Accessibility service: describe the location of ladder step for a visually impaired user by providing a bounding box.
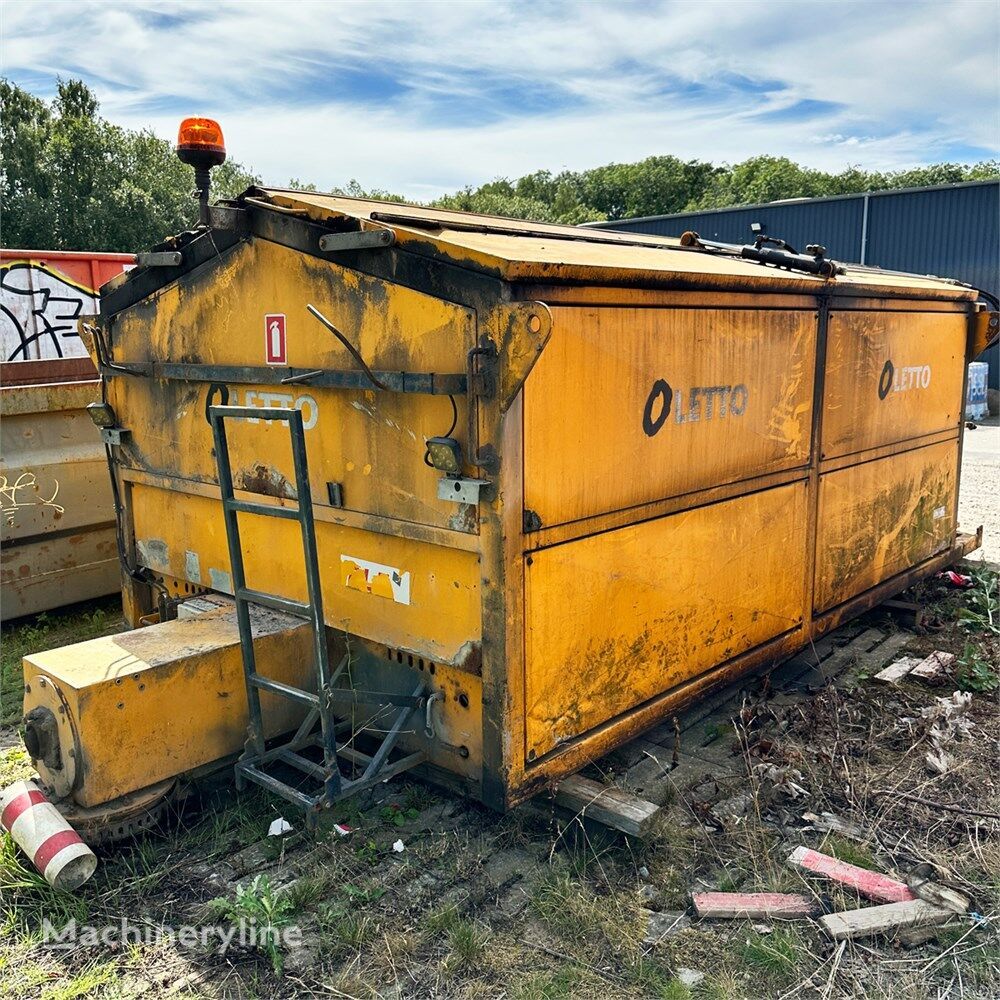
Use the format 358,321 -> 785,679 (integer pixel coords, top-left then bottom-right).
225,497 -> 300,520
249,675 -> 319,706
278,750 -> 332,782
236,762 -> 317,810
237,587 -> 311,617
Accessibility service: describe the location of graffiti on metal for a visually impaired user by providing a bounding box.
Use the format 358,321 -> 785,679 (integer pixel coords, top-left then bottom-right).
1,471 -> 65,526
0,261 -> 96,362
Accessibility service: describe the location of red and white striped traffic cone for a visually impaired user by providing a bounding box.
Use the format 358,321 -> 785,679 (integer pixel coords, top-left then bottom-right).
1,780 -> 97,890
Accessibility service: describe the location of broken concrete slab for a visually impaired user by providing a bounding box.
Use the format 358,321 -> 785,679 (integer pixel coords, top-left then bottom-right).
484,848 -> 538,889
642,909 -> 692,945
910,651 -> 955,681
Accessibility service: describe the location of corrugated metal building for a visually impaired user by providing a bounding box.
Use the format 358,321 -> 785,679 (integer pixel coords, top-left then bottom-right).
591,179 -> 999,303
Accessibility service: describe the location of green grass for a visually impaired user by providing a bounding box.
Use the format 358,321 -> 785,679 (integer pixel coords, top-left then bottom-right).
741,928 -> 805,983
424,903 -> 462,935
207,875 -> 296,976
954,566 -> 999,635
0,832 -> 90,934
819,832 -> 877,870
956,641 -> 999,692
0,745 -> 33,786
444,917 -> 489,965
1,597 -> 124,726
511,968 -> 584,1000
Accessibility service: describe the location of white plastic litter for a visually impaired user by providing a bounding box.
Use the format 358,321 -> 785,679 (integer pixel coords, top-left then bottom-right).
268,817 -> 293,837
392,839 -> 405,853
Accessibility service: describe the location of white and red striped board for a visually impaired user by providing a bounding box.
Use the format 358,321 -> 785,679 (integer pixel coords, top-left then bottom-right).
0,780 -> 97,890
788,846 -> 915,903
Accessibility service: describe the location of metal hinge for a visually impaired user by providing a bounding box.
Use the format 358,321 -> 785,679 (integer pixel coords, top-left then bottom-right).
318,230 -> 395,252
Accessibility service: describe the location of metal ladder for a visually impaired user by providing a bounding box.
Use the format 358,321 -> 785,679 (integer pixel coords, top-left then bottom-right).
209,404 -> 427,826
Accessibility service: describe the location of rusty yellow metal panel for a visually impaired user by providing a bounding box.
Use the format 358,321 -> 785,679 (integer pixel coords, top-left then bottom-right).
822,310 -> 966,458
111,377 -> 473,533
113,239 -> 473,373
814,439 -> 958,612
524,308 -> 816,526
1,379 -> 118,616
129,483 -> 481,666
109,239 -> 474,532
24,606 -> 314,806
524,482 -> 808,760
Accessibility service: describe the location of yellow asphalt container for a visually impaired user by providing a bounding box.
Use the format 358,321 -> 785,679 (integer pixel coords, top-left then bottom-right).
22,190 -> 986,814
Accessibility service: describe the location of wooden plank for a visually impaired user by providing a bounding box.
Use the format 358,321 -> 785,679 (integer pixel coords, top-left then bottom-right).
692,892 -> 817,919
788,846 -> 915,903
880,598 -> 926,629
874,656 -> 921,684
554,774 -> 660,838
819,900 -> 954,941
910,651 -> 955,681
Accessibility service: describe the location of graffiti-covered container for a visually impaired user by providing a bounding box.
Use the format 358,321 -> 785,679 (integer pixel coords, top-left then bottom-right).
1,249 -> 135,616
1,249 -> 135,364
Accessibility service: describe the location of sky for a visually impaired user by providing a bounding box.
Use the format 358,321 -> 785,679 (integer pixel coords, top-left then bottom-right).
2,0 -> 998,199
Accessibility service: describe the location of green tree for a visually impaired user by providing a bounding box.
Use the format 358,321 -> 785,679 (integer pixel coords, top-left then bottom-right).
5,76 -> 997,244
1,78 -> 259,252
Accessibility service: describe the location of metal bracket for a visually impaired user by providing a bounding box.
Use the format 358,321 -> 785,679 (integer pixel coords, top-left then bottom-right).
136,251 -> 183,267
319,230 -> 395,252
467,342 -> 498,399
100,427 -> 130,445
438,476 -> 491,505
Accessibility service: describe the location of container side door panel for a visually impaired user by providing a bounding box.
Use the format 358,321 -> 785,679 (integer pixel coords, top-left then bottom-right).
524,483 -> 808,760
822,310 -> 965,458
523,307 -> 816,527
814,439 -> 958,612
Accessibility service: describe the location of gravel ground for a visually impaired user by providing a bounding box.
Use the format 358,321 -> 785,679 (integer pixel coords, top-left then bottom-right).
959,413 -> 1000,563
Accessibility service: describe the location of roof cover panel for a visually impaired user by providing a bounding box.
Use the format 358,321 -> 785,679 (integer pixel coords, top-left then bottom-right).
254,188 -> 975,299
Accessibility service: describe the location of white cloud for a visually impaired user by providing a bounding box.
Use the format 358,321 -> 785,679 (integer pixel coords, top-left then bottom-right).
3,0 -> 997,198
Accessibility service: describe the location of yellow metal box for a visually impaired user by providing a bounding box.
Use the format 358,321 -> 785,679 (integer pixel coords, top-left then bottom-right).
23,190 -> 983,813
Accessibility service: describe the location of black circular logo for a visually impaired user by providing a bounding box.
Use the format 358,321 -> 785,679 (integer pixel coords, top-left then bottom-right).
642,379 -> 673,437
878,360 -> 894,400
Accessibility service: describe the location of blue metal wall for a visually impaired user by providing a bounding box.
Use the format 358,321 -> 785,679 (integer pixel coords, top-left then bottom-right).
594,180 -> 999,302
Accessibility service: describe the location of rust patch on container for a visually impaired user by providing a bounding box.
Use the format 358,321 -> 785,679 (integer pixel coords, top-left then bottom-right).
237,464 -> 297,500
